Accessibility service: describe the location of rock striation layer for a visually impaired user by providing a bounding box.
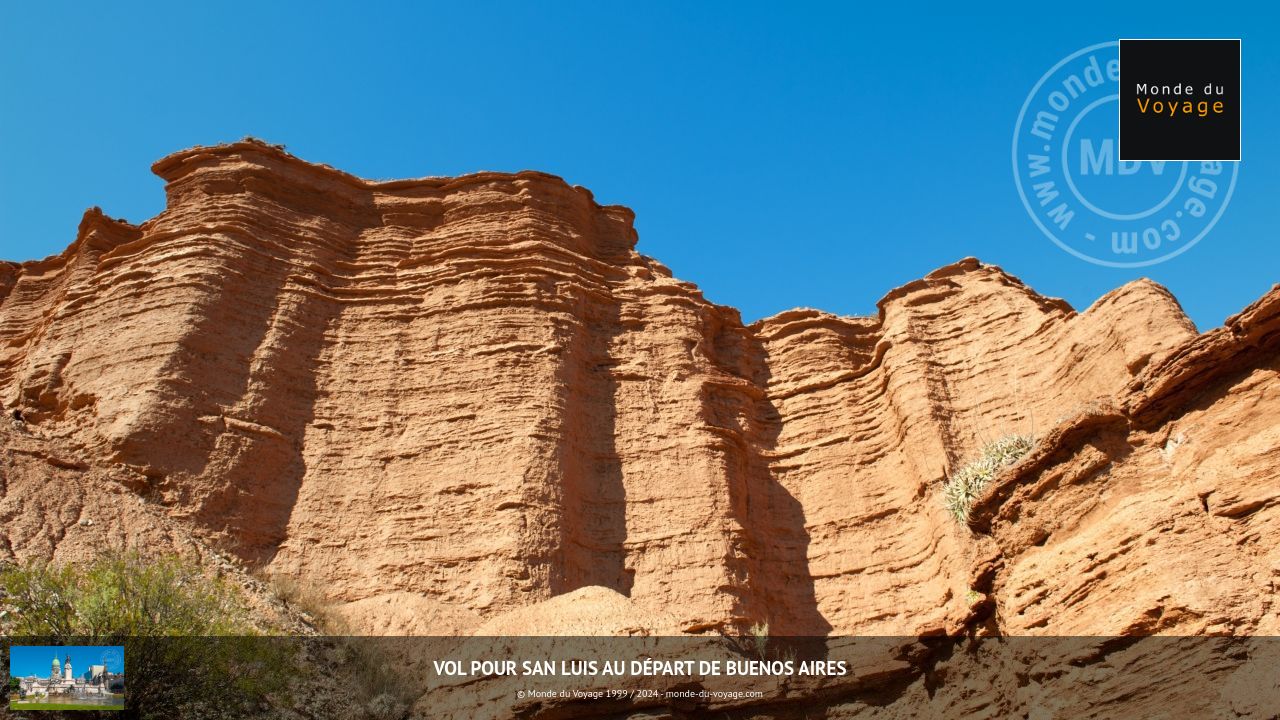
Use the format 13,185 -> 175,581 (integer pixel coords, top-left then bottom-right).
1,140 -> 1276,647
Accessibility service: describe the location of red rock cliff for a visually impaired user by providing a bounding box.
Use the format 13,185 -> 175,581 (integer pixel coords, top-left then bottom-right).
1,140 -> 1276,640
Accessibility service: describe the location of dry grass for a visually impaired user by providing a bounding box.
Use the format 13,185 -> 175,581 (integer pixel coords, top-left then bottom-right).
748,621 -> 770,658
260,572 -> 339,631
943,434 -> 1035,523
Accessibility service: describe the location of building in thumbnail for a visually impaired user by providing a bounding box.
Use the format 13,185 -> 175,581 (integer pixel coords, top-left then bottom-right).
15,652 -> 120,699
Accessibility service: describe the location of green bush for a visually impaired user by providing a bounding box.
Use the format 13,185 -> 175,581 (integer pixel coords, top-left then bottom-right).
2,551 -> 250,637
943,434 -> 1035,523
1,550 -> 296,719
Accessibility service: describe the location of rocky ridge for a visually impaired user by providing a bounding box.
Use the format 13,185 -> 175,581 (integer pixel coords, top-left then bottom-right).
0,140 -> 1276,648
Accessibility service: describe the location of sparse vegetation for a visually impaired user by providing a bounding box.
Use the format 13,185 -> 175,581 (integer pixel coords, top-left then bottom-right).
1,552 -> 424,718
320,638 -> 418,720
1161,431 -> 1187,462
0,550 -> 295,719
0,550 -> 251,637
365,691 -> 410,720
260,571 -> 338,631
943,434 -> 1035,524
748,621 -> 770,658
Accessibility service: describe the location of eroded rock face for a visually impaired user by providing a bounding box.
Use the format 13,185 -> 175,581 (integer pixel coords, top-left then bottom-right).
0,140 -> 1275,644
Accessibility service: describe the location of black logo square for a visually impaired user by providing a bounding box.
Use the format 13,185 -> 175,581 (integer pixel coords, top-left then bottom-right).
1119,39 -> 1240,161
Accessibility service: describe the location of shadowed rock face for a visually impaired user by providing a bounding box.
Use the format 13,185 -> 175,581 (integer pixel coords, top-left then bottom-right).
0,140 -> 1276,642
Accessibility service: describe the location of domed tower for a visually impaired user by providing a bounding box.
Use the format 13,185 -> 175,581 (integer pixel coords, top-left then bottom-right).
64,655 -> 73,681
52,654 -> 62,681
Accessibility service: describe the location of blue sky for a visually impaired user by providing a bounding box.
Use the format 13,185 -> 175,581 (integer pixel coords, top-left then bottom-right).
1,2 -> 1275,330
9,645 -> 124,678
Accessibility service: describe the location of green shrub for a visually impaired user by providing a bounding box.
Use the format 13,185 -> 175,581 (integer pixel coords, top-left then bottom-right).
1,551 -> 251,638
943,434 -> 1035,523
0,550 -> 296,719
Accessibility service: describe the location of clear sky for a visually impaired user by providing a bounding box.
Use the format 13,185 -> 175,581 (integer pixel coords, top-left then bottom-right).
1,2 -> 1275,330
9,645 -> 124,678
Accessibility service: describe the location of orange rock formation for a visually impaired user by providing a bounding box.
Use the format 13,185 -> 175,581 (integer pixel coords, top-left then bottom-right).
1,140 -> 1276,643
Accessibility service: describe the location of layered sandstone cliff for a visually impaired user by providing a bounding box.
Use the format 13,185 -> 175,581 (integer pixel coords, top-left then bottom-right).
1,140 -> 1276,648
